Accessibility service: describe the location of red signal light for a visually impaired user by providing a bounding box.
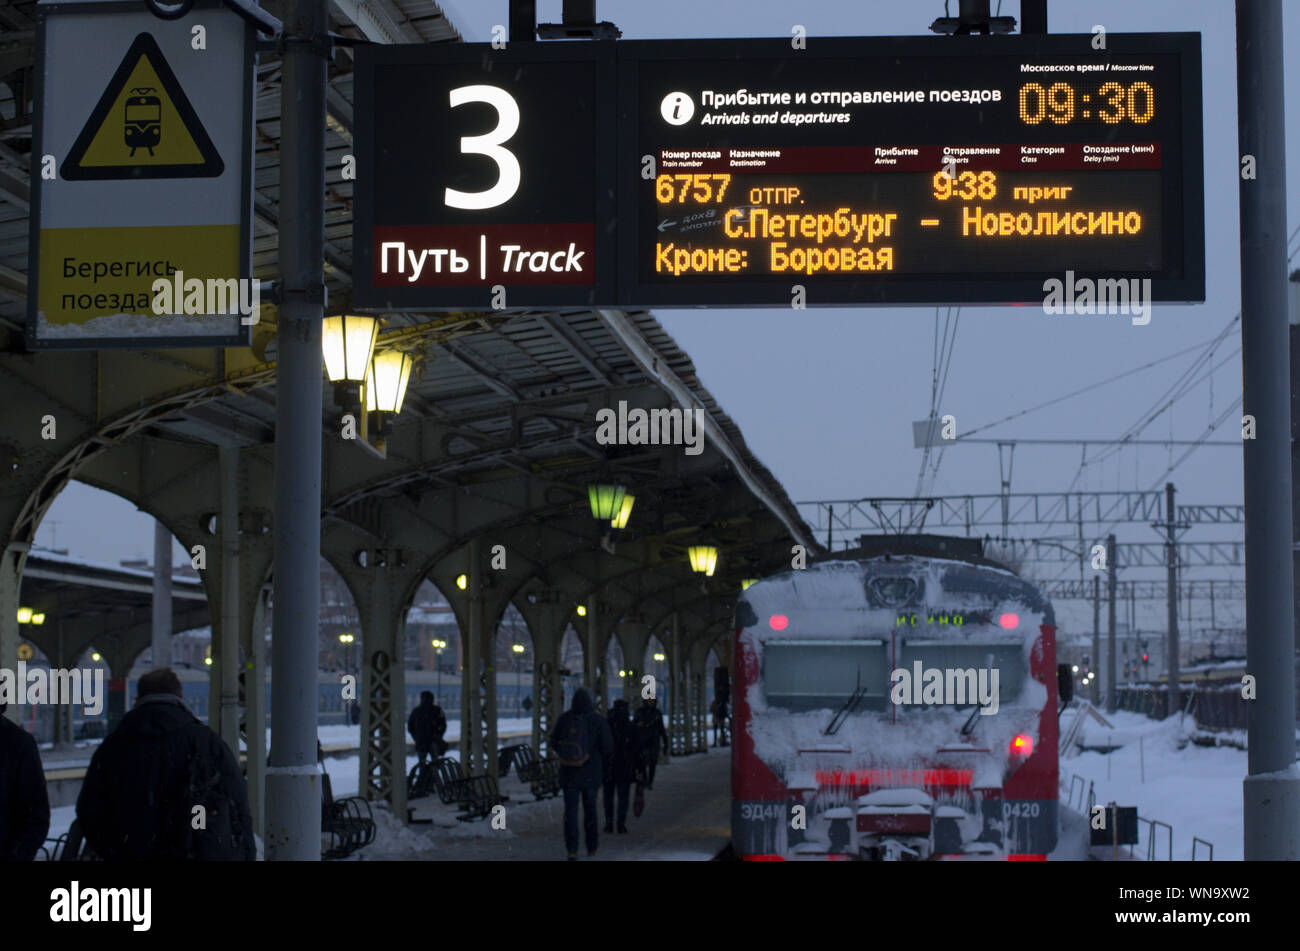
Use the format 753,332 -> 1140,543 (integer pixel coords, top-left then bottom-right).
769,614 -> 788,631
1010,734 -> 1033,756
998,613 -> 1019,629
1142,654 -> 1148,662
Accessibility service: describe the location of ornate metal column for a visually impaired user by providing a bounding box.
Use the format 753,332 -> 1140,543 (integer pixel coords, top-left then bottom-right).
670,613 -> 687,754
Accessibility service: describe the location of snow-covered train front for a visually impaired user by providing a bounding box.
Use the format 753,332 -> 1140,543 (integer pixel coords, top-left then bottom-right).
732,545 -> 1058,860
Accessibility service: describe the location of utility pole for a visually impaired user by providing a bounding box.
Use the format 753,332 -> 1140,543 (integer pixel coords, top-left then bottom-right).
1290,268 -> 1300,683
1237,0 -> 1299,861
266,0 -> 327,861
1164,483 -> 1180,717
1091,575 -> 1101,705
1106,533 -> 1117,714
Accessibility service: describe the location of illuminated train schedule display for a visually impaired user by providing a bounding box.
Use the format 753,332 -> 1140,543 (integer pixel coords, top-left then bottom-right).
617,34 -> 1203,306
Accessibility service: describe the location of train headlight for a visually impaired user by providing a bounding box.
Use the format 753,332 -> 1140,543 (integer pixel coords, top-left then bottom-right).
1010,734 -> 1033,757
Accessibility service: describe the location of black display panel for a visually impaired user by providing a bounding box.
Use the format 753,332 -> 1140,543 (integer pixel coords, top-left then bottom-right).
353,42 -> 617,310
616,33 -> 1204,306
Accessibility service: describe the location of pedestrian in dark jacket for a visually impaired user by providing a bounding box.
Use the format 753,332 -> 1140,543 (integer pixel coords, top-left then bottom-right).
407,691 -> 447,764
0,702 -> 50,861
635,697 -> 669,789
76,668 -> 255,861
549,687 -> 613,859
602,699 -> 641,834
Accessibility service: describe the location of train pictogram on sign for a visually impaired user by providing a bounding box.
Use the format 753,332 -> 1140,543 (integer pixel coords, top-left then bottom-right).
62,32 -> 222,180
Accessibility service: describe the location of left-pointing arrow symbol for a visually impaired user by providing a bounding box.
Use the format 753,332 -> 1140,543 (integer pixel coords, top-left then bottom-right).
658,219 -> 677,232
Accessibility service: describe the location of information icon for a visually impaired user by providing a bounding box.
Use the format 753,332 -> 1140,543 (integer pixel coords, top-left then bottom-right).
660,91 -> 694,125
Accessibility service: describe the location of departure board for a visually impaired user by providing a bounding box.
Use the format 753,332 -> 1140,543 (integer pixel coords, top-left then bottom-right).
617,34 -> 1203,306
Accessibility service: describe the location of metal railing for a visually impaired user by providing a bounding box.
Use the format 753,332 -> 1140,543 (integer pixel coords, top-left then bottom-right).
1141,818 -> 1173,862
1058,767 -> 1212,861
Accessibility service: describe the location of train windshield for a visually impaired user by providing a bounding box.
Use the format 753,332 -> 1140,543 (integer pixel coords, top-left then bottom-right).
761,636 -> 1027,713
125,104 -> 160,122
763,639 -> 890,712
897,639 -> 1025,708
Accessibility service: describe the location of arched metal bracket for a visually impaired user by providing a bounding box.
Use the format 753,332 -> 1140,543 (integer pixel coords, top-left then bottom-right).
143,0 -> 283,37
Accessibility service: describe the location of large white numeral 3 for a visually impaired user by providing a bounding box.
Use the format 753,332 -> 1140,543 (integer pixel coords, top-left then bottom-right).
444,85 -> 521,210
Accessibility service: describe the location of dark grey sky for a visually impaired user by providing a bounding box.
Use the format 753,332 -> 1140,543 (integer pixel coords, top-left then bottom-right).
41,1 -> 1299,639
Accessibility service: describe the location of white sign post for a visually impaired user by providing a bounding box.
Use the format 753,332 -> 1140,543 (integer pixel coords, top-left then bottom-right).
28,0 -> 254,349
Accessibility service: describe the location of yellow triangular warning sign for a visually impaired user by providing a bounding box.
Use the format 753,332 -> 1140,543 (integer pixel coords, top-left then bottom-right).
63,32 -> 222,180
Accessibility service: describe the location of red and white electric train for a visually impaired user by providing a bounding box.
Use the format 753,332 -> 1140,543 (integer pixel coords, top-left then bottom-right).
732,536 -> 1061,860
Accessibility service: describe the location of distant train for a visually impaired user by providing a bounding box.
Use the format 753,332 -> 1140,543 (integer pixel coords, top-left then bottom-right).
30,667 -> 658,744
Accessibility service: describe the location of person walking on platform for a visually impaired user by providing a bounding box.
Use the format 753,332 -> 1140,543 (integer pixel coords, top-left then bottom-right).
550,687 -> 613,860
602,699 -> 641,834
0,700 -> 51,861
408,691 -> 447,764
713,667 -> 731,747
76,668 -> 255,861
635,697 -> 669,789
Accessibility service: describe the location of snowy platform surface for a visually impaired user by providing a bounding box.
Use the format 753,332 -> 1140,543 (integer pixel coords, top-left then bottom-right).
44,743 -> 731,861
355,746 -> 732,861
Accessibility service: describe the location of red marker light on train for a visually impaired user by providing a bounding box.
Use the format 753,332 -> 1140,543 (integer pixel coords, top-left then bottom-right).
1010,734 -> 1033,756
998,613 -> 1019,629
769,614 -> 788,631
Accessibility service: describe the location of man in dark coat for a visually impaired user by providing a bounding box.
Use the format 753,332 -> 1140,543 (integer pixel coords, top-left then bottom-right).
407,691 -> 447,764
602,699 -> 641,834
635,697 -> 669,789
77,668 -> 255,861
0,702 -> 50,861
549,687 -> 613,860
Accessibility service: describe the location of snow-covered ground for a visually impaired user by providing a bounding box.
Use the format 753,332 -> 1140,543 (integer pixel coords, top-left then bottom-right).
45,745 -> 731,862
312,718 -> 532,751
38,718 -> 534,770
42,719 -> 533,847
1059,708 -> 1284,861
43,709 -> 1287,862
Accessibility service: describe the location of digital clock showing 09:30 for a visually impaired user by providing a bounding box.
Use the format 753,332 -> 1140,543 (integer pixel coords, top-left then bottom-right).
1018,80 -> 1155,124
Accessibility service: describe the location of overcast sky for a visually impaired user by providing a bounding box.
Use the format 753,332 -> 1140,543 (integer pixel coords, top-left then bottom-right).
39,1 -> 1299,640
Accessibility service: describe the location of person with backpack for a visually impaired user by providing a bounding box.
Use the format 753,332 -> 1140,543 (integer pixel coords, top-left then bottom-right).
549,687 -> 613,860
76,668 -> 255,861
602,699 -> 641,834
635,697 -> 669,789
407,691 -> 447,764
0,700 -> 50,861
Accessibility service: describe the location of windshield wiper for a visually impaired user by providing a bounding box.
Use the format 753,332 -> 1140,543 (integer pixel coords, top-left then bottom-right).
959,704 -> 982,736
824,668 -> 867,736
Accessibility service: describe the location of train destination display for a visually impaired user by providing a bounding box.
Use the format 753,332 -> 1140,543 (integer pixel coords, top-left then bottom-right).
619,34 -> 1203,306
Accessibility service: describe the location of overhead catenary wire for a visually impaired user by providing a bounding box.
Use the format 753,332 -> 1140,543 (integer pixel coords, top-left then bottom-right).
960,326 -> 1240,441
915,306 -> 960,498
975,311 -> 1244,576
